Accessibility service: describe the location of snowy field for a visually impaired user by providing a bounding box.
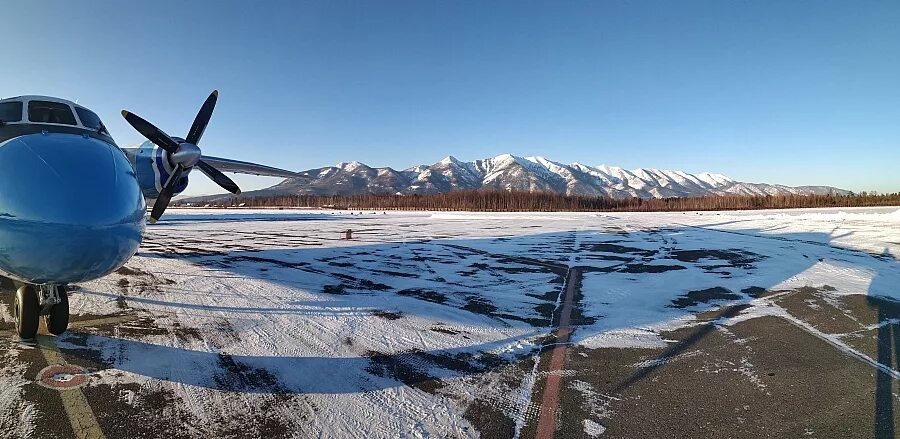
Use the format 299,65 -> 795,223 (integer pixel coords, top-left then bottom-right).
1,207 -> 899,438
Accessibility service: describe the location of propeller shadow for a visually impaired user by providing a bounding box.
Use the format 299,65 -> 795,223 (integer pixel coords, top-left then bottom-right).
53,219 -> 900,436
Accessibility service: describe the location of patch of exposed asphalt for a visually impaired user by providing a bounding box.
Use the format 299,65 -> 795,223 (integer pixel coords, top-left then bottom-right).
329,274 -> 392,291
171,322 -> 204,344
532,302 -> 558,323
741,286 -> 772,298
98,316 -> 169,338
526,289 -> 560,302
57,332 -> 114,371
20,374 -> 75,438
430,326 -> 459,335
848,293 -> 900,326
6,338 -> 75,439
214,353 -> 283,392
822,294 -> 900,364
208,318 -> 242,347
115,265 -> 147,277
579,254 -> 634,262
440,244 -> 569,276
396,288 -> 448,304
460,354 -> 538,438
110,265 -> 178,311
322,284 -> 347,295
669,287 -> 742,309
464,399 -> 516,438
586,243 -> 657,257
493,260 -> 558,275
220,255 -> 310,270
365,350 -> 443,393
372,310 -> 403,320
463,296 -> 498,315
670,249 -> 763,268
211,394 -> 299,439
694,303 -> 753,321
461,293 -> 554,327
775,286 -> 863,334
371,269 -> 419,278
553,315 -> 896,438
83,383 -> 197,439
566,271 -> 597,327
365,349 -> 512,395
619,263 -> 687,274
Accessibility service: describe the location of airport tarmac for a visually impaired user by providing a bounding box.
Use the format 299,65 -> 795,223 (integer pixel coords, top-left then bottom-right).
0,208 -> 898,438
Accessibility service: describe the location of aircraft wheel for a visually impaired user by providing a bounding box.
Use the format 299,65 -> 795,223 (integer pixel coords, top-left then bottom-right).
14,285 -> 39,339
44,287 -> 69,336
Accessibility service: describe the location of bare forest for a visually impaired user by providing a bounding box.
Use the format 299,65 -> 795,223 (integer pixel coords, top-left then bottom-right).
178,190 -> 900,212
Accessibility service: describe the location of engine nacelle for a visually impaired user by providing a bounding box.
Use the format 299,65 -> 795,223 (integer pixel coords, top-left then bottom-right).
124,140 -> 191,200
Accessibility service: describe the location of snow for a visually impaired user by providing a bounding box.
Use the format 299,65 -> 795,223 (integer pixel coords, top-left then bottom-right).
284,154 -> 845,198
583,419 -> 607,436
1,206 -> 898,436
696,172 -> 734,186
337,161 -> 367,172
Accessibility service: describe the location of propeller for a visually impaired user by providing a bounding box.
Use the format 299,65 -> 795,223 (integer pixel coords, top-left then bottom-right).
122,90 -> 241,224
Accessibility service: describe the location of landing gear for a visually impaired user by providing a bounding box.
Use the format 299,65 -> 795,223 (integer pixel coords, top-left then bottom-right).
43,286 -> 69,336
13,284 -> 68,339
14,285 -> 39,339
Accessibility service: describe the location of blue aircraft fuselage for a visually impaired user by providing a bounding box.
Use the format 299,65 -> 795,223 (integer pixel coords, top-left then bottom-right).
0,92 -> 300,339
0,93 -> 299,288
0,132 -> 146,284
0,96 -> 149,285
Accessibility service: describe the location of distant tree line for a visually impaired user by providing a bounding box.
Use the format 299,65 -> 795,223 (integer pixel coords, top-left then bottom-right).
177,190 -> 900,212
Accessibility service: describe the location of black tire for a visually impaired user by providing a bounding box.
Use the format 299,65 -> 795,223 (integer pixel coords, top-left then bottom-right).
44,287 -> 69,336
14,285 -> 39,339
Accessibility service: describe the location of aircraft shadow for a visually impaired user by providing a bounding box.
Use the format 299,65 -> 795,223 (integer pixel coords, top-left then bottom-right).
153,211 -> 355,224
51,221 -> 900,434
59,330 -> 534,395
869,259 -> 900,439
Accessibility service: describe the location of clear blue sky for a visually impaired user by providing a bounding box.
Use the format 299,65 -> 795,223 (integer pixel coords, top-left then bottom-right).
3,1 -> 899,195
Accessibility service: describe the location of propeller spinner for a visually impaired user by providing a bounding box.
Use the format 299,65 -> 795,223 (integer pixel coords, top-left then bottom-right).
122,90 -> 241,223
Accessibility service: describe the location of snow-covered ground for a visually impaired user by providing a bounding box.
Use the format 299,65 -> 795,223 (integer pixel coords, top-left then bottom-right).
1,207 -> 898,438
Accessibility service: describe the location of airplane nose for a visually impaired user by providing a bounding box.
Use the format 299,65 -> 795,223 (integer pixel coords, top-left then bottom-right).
0,133 -> 145,284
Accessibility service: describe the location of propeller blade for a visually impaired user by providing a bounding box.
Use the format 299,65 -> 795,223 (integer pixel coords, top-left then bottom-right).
196,160 -> 241,194
121,110 -> 180,153
186,90 -> 218,145
149,164 -> 184,224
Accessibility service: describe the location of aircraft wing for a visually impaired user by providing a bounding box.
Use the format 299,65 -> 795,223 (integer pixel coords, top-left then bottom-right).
199,155 -> 301,178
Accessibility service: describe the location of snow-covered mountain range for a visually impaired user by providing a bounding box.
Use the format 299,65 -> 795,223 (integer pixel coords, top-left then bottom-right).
192,154 -> 849,200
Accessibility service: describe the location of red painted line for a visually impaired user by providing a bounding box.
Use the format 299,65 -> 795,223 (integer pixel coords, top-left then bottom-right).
535,267 -> 580,439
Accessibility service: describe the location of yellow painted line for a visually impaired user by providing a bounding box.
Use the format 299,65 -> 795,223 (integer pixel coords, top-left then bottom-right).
0,315 -> 139,439
68,314 -> 139,329
35,335 -> 106,439
0,314 -> 138,337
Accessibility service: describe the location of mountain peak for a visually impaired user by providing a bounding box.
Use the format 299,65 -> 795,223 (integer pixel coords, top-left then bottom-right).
195,154 -> 850,200
490,153 -> 518,162
438,155 -> 461,165
337,161 -> 367,171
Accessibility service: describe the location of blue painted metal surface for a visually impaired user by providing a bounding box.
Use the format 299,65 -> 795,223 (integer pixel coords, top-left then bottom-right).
130,140 -> 191,200
0,133 -> 145,284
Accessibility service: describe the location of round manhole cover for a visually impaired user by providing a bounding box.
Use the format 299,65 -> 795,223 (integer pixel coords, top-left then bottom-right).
36,364 -> 88,390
